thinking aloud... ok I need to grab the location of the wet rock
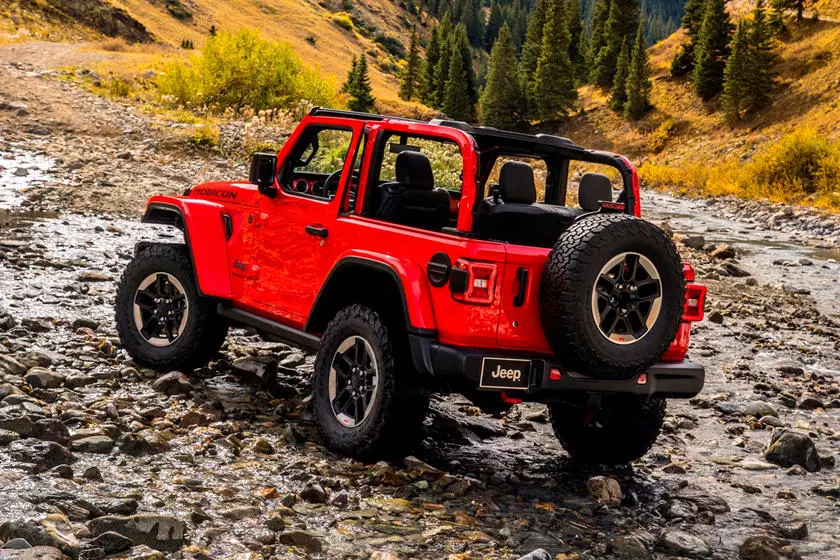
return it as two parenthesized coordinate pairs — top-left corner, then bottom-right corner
(49, 465), (73, 479)
(329, 489), (349, 507)
(24, 368), (64, 389)
(764, 429), (820, 472)
(0, 354), (27, 375)
(760, 415), (784, 428)
(276, 530), (325, 553)
(711, 244), (737, 259)
(71, 318), (99, 331)
(151, 372), (192, 396)
(77, 271), (113, 282)
(251, 437), (274, 454)
(32, 419), (71, 446)
(777, 523), (808, 540)
(279, 353), (305, 368)
(0, 428), (20, 445)
(775, 362), (804, 376)
(0, 546), (67, 560)
(83, 466), (103, 481)
(116, 430), (170, 456)
(72, 436), (114, 454)
(745, 401), (778, 418)
(8, 439), (77, 470)
(0, 515), (80, 557)
(656, 529), (711, 557)
(515, 550), (551, 560)
(21, 318), (52, 333)
(0, 417), (35, 437)
(88, 531), (133, 554)
(796, 395), (824, 410)
(708, 310), (724, 324)
(121, 544), (164, 560)
(1, 538), (32, 549)
(608, 535), (649, 559)
(739, 535), (799, 560)
(300, 482), (328, 504)
(683, 235), (706, 250)
(587, 476), (622, 506)
(87, 515), (186, 552)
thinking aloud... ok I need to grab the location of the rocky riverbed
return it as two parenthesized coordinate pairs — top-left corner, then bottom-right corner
(2, 42), (840, 560)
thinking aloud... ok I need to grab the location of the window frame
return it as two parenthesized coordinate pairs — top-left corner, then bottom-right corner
(277, 124), (356, 202)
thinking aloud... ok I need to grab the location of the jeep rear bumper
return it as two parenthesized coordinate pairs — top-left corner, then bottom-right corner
(409, 335), (704, 399)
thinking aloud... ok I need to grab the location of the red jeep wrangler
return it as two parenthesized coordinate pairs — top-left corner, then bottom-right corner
(116, 108), (707, 465)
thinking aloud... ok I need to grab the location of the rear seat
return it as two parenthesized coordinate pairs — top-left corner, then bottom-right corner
(476, 163), (613, 248)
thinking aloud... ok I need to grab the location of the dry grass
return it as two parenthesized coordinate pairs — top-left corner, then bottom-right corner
(104, 0), (431, 101)
(555, 18), (840, 212)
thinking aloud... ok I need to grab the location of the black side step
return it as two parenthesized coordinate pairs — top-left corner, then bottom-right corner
(217, 304), (321, 353)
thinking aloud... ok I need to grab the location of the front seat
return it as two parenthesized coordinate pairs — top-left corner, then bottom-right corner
(375, 151), (451, 231)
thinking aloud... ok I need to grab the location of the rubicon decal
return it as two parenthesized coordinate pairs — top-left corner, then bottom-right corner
(193, 187), (238, 200)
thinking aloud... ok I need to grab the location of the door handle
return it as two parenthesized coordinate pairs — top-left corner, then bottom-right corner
(514, 267), (528, 307)
(305, 225), (328, 238)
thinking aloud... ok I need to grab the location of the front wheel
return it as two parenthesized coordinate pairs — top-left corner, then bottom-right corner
(115, 244), (228, 371)
(549, 395), (666, 465)
(313, 304), (428, 459)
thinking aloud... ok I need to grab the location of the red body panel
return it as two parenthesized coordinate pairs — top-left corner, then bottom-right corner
(149, 113), (704, 364)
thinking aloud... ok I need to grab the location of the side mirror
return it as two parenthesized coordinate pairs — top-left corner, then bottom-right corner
(249, 153), (278, 197)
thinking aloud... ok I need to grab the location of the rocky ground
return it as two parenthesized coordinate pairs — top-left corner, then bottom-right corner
(1, 42), (840, 560)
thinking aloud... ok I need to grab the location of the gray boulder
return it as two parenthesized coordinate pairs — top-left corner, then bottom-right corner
(764, 428), (821, 472)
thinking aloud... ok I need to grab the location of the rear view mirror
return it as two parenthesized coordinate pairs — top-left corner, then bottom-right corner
(249, 153), (278, 197)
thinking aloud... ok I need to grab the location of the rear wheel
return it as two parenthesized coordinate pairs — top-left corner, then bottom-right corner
(548, 395), (666, 465)
(313, 304), (428, 459)
(115, 244), (228, 371)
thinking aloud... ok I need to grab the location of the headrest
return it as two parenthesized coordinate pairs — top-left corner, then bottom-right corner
(579, 173), (613, 211)
(396, 151), (434, 190)
(499, 161), (536, 204)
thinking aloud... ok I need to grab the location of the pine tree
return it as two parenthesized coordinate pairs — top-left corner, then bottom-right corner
(421, 25), (441, 106)
(485, 1), (504, 50)
(671, 0), (705, 76)
(348, 54), (376, 112)
(433, 14), (454, 108)
(589, 0), (611, 81)
(624, 20), (652, 119)
(722, 19), (750, 120)
(609, 40), (630, 111)
(520, 0), (548, 93)
(534, 0), (577, 120)
(567, 0), (586, 81)
(341, 56), (359, 94)
(443, 26), (477, 121)
(693, 0), (733, 101)
(480, 24), (523, 128)
(593, 0), (641, 87)
(399, 27), (422, 101)
(745, 0), (778, 110)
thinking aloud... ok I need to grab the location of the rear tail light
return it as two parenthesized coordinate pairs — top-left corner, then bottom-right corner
(683, 284), (707, 322)
(450, 259), (498, 305)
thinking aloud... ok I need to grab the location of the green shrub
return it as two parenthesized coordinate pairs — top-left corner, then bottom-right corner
(157, 29), (334, 113)
(166, 0), (193, 20)
(332, 12), (354, 31)
(108, 77), (133, 98)
(374, 34), (405, 58)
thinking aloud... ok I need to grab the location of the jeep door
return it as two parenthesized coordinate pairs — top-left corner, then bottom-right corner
(243, 120), (364, 325)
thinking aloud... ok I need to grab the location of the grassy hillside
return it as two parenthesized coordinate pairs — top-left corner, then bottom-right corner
(1, 0), (435, 100)
(554, 17), (840, 210)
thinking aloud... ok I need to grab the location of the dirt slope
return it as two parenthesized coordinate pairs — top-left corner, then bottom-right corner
(2, 0), (431, 99)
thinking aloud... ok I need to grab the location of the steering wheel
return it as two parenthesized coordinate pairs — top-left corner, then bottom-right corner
(322, 170), (343, 197)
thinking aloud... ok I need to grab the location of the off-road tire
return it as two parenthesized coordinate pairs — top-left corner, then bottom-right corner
(549, 396), (666, 465)
(313, 304), (428, 459)
(540, 214), (684, 380)
(115, 244), (228, 371)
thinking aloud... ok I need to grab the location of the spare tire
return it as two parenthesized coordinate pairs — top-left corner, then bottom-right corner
(540, 214), (684, 379)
